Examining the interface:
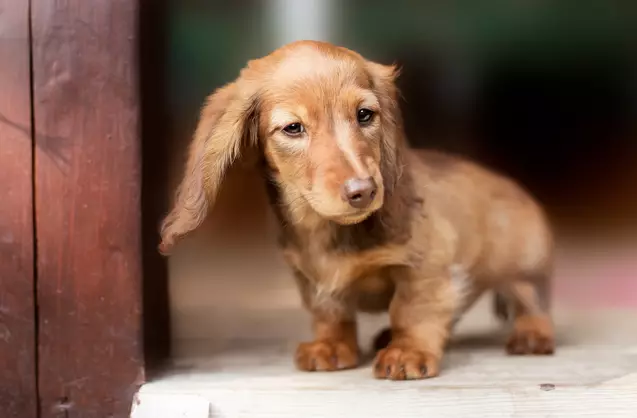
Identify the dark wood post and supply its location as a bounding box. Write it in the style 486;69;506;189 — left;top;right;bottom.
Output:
0;1;38;417
31;0;144;416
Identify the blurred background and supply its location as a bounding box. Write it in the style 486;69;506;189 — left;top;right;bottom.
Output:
141;0;637;355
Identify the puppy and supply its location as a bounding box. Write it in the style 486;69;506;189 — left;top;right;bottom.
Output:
159;40;555;380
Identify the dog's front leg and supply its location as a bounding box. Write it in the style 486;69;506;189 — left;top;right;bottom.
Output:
293;271;359;372
374;270;455;380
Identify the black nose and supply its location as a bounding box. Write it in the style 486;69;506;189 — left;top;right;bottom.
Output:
341;177;377;209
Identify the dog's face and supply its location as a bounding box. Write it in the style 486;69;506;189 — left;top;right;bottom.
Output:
259;44;394;225
159;41;404;253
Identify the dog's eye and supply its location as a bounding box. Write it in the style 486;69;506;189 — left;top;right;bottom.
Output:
357;108;375;124
282;123;304;136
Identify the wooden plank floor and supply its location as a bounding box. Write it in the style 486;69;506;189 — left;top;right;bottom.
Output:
133;298;637;417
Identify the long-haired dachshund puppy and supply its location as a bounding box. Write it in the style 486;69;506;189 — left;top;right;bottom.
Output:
159;41;555;380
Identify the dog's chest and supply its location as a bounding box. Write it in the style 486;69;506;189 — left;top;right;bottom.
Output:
271;202;400;292
283;233;374;293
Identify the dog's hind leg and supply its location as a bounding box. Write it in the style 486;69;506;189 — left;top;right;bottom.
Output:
500;272;554;355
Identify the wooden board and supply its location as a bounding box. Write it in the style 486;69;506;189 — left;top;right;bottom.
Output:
31;0;144;416
0;1;38;417
135;304;637;418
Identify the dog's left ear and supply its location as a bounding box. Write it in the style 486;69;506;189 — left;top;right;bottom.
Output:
366;61;405;193
159;69;261;254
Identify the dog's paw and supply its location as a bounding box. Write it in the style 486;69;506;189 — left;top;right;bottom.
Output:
294;340;358;371
506;330;555;355
506;315;555;355
373;344;440;380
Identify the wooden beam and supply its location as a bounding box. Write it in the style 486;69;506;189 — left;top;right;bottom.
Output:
31;1;144;416
0;1;37;417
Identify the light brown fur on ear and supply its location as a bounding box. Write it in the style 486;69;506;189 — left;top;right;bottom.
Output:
159;79;260;254
366;61;405;194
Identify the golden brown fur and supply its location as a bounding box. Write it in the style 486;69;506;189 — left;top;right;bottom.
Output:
160;41;555;380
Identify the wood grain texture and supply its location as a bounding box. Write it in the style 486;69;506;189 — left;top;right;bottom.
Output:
0;1;38;417
135;384;637;418
31;0;144;417
135;305;637;418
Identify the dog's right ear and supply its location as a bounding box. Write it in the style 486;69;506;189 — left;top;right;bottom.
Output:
159;75;260;255
366;61;405;194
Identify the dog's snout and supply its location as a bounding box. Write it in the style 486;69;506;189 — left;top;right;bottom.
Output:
341;177;377;209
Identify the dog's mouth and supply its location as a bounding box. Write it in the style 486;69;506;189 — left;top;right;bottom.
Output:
302;181;384;225
327;210;377;225
311;198;384;225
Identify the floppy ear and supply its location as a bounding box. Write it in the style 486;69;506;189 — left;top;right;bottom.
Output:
159;78;260;254
366;61;405;194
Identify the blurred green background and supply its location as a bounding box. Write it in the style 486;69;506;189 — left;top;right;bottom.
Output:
160;0;637;232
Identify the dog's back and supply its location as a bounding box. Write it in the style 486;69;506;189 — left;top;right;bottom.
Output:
410;149;553;278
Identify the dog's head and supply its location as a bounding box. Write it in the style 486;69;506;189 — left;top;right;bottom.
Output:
160;41;405;254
